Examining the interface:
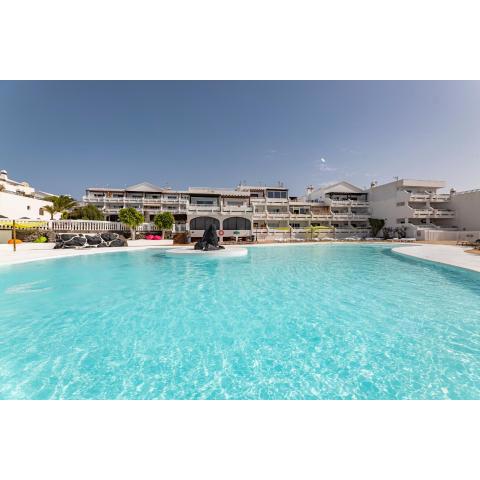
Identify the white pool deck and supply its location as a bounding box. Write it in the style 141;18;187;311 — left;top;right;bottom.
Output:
0;241;479;273
391;244;480;273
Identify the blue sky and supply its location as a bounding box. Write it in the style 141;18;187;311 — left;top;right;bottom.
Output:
0;81;479;198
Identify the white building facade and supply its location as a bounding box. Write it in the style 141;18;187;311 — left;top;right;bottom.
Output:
450;189;480;231
0;169;60;221
368;179;456;237
84;180;372;240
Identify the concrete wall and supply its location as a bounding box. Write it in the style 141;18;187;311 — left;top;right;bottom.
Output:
0;191;60;220
416;229;480;242
368;182;404;228
451;190;480;230
0;230;11;244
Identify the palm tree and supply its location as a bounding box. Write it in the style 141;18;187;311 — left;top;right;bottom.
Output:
43;205;56;220
49;195;77;216
43;195;77;219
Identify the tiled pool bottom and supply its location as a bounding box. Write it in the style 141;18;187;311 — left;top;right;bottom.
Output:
1;244;479;399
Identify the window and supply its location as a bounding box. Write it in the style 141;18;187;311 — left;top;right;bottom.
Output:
292;208;309;214
27;205;30;210
190;217;220;230
223;217;251;230
396;202;405;206
39;208;44;215
267;191;287;199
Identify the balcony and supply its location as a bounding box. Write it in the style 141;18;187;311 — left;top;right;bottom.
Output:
329;199;369;207
289;213;311;219
221;206;253;213
250;197;289;204
409;193;451;202
332;214;369;221
188;205;221;213
411;209;432;218
432;209;455;218
430;194;451;202
410;208;455;218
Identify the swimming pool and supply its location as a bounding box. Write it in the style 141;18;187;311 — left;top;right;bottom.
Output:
1;244;479;399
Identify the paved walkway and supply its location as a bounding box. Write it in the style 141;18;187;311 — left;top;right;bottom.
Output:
0;242;176;267
393;244;480;273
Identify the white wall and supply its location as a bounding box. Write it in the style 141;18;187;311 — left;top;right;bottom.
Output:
416;229;480;242
451;190;480;230
0;191;60;220
368;182;404;228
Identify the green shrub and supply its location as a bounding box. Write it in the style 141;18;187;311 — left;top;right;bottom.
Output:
34;236;47;243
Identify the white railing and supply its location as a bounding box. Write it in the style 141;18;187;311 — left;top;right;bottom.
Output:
332;214;369;220
430;194;451;201
49;220;157;232
329;200;370;207
221;206;253;213
265;213;290;219
0;219;184;233
289;213;311;218
409;193;451;202
432;209;455;217
84;196;189;205
188;205;221;213
412;209;432;217
409;194;430;201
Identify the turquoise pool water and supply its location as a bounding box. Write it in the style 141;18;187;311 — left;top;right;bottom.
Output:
1;244;479;399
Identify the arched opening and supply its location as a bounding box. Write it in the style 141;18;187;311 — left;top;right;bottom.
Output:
189;216;220;230
222;217;251;230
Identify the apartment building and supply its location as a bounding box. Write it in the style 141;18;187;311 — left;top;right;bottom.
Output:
84;182;254;239
305;181;371;233
0;169;59;221
80;177;480;241
84;180;372;239
368;179;456;236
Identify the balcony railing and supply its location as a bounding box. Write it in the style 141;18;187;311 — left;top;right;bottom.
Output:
431;194;452;201
188;205;221;213
411;208;455;218
329;199;370;207
332;214;369;220
411;209;432;217
409;193;451;202
432;209;455;217
221;206;253;213
83;196;188;205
